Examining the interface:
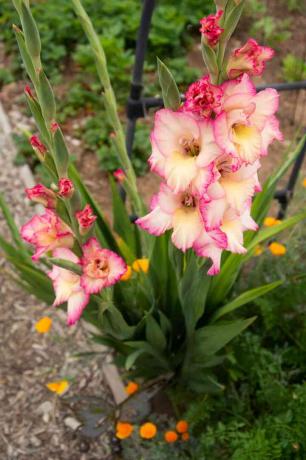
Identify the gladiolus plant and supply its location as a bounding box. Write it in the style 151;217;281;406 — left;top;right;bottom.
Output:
1;0;306;393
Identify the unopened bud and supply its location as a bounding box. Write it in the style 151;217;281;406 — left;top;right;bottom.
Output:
113;168;126;183
30;135;47;161
75;204;97;235
58;178;74;199
25;85;35;99
51;121;59;133
25;184;56;209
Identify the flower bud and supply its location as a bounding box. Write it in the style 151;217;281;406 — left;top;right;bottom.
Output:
200;10;224;47
24;84;35;99
227;38;274;79
51;121;59;133
58;178;74;199
30;135;47;161
113;168;126;183
26;184;57;208
75;204;97;235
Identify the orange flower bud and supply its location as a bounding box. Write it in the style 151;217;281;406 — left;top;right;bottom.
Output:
181;432;190;441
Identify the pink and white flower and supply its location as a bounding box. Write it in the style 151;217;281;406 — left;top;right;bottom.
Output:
136;183;227;253
80;237;126;294
75;204;97;235
200;10;224;47
214;74;283;165
58;178;74;198
48;248;89;326
205;157;261;217
20;209;74;260
149;109;223;195
194;203;257;275
182;75;223;118
227;39;274;79
26;184;57;209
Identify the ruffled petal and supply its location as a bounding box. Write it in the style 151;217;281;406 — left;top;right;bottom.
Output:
66;290;90;326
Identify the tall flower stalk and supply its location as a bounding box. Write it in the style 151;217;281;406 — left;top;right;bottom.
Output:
71;0;145;217
1;0;305;393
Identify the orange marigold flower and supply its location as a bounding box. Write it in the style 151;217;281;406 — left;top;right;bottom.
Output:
125;381;139;395
35;316;52;333
46;380;69;395
121;265;132;281
139;422;157;439
176;420;189;433
116;422;133;439
164;430;178;443
132;258;149;273
181;432;190;441
302;178;306;188
264;216;281;227
269;242;286;256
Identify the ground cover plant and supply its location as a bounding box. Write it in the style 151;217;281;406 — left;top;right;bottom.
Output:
0;0;306;453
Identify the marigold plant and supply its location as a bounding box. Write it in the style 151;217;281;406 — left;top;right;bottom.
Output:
0;0;305;393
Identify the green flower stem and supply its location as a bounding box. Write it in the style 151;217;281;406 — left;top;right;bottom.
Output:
12;1;85;249
71;0;145;217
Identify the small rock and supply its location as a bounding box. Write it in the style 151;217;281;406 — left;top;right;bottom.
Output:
36;400;53;415
64;416;82;431
30;435;42;447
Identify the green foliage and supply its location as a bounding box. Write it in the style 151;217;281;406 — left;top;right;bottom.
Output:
245;1;292;46
282;54;306;82
0;0;211;176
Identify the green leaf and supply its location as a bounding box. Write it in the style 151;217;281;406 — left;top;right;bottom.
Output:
13;25;37;85
0;194;30;258
109;176;137;257
157;57;181;110
251;134;306;225
222;0;245;42
193;317;256;357
145;315;167;352
125;349;146;370
38;70;56;122
201;39;218;78
20;2;41;59
212;280;283;322
47;257;82;275
25;94;51;145
180;254;211;338
101;304;136;340
208;210;306;307
125;340;170;370
248;210;306;252
149;234;169;305
53;127;69;177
